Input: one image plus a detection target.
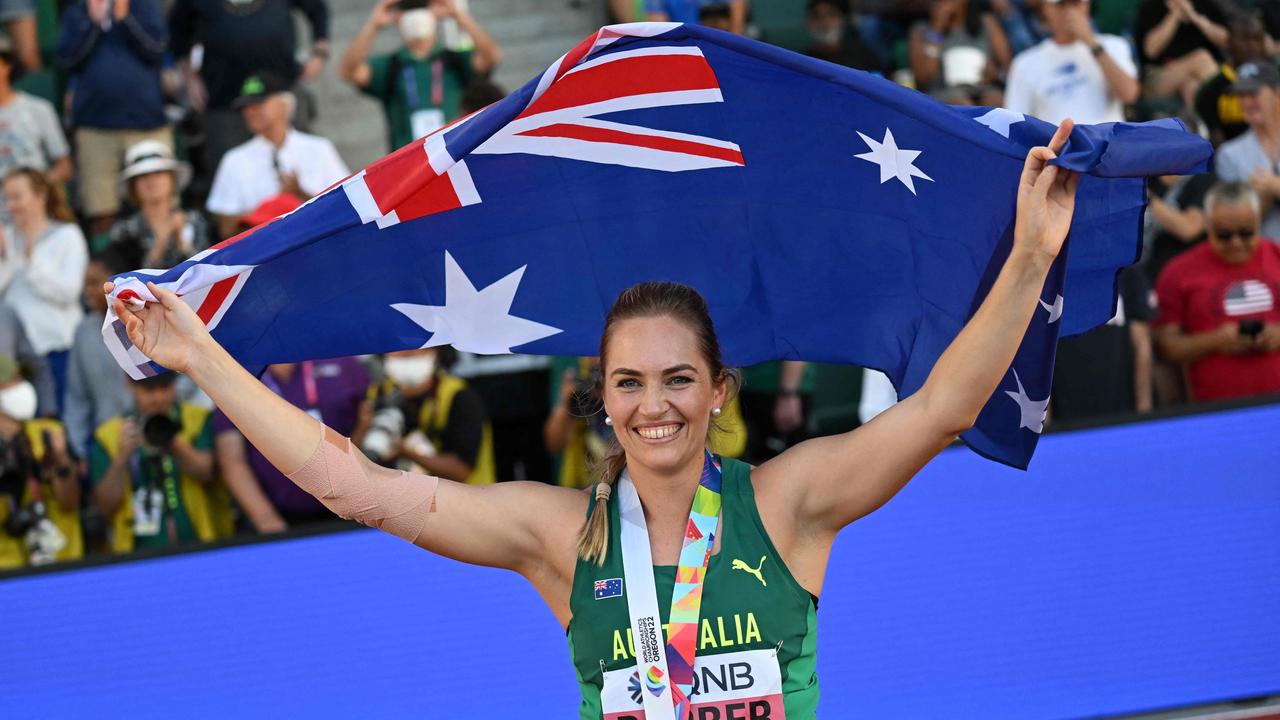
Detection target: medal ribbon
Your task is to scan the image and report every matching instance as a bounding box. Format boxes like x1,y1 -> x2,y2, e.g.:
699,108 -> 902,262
618,451 -> 723,720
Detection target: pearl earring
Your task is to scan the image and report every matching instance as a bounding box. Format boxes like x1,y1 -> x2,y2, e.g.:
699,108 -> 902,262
711,407 -> 722,417
604,416 -> 613,426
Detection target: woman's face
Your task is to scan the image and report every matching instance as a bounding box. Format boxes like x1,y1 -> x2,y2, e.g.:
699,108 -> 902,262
602,315 -> 726,479
3,176 -> 43,225
133,171 -> 175,205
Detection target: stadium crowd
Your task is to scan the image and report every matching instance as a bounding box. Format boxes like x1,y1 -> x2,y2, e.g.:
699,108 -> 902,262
0,0 -> 1276,570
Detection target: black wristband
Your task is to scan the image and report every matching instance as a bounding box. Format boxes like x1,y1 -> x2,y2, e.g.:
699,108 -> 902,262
1090,43 -> 1105,57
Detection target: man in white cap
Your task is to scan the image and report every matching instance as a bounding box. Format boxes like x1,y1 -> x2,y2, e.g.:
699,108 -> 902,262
1003,0 -> 1139,124
339,0 -> 502,153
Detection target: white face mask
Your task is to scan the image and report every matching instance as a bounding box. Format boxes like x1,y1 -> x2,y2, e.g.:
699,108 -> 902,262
384,354 -> 437,387
0,381 -> 37,422
399,9 -> 437,43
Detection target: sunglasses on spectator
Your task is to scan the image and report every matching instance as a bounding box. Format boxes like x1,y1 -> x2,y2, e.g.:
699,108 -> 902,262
1210,226 -> 1257,242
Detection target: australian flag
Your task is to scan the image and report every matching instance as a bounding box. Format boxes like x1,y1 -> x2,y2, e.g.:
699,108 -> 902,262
594,578 -> 623,600
102,23 -> 1211,469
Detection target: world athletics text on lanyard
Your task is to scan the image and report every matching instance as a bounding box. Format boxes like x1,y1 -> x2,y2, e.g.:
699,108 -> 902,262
618,451 -> 723,720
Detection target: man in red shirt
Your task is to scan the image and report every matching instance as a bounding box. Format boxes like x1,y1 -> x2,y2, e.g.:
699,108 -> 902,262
1155,180 -> 1280,401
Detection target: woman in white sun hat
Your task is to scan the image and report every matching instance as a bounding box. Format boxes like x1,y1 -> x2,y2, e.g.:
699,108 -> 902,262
105,140 -> 214,270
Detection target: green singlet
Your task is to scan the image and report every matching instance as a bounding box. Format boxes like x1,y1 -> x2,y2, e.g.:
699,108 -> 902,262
568,457 -> 820,719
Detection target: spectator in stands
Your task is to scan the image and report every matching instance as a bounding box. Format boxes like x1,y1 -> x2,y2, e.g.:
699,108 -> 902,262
544,357 -> 608,488
0,0 -> 39,72
1003,0 -> 1139,124
647,0 -> 745,35
214,358 -> 370,533
169,0 -> 331,175
0,303 -> 52,417
357,347 -> 495,484
1144,172 -> 1216,284
0,355 -> 80,570
1132,0 -> 1227,108
0,39 -> 71,225
1154,181 -> 1280,401
1214,61 -> 1280,240
56,0 -> 170,235
739,361 -> 812,464
989,0 -> 1046,56
451,352 -> 553,483
1052,266 -> 1156,420
90,372 -> 232,552
804,0 -> 888,74
206,73 -> 349,240
107,140 -> 214,269
339,0 -> 501,153
908,0 -> 1012,100
64,249 -> 132,462
0,168 -> 89,410
1194,13 -> 1271,147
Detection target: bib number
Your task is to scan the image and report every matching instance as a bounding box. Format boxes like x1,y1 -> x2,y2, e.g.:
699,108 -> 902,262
411,109 -> 445,139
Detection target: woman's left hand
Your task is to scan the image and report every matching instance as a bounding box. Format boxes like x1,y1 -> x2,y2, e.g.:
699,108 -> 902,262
1012,119 -> 1081,266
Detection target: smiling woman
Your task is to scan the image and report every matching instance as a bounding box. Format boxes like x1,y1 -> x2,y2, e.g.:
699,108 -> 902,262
104,119 -> 1082,719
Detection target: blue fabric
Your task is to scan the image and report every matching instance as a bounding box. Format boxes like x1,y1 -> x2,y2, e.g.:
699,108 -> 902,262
56,0 -> 167,130
108,24 -> 1211,468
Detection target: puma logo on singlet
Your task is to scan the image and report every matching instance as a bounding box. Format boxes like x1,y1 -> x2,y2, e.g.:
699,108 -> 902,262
731,555 -> 767,587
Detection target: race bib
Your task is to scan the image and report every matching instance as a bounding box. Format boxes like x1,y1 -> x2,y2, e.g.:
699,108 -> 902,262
411,109 -> 445,139
601,649 -> 785,720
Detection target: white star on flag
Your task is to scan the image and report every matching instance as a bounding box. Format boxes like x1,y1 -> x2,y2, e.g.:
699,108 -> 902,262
1039,294 -> 1064,323
855,128 -> 933,195
1004,369 -> 1050,434
392,251 -> 562,354
974,108 -> 1025,138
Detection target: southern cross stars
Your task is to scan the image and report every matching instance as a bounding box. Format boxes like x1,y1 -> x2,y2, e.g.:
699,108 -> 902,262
854,127 -> 933,195
1004,369 -> 1050,434
391,251 -> 562,354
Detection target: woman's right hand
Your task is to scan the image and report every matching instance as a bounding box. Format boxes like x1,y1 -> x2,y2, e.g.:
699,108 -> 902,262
104,280 -> 212,374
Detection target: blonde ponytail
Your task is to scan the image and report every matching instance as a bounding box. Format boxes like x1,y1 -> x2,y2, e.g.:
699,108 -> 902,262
576,445 -> 627,565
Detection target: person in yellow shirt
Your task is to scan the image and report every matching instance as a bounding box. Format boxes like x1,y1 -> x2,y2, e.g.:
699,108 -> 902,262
90,372 -> 231,553
0,354 -> 79,570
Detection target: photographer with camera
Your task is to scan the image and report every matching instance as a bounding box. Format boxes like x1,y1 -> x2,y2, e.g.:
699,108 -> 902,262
356,347 -> 494,484
1155,181 -> 1280,402
0,354 -> 80,570
338,0 -> 502,153
90,372 -> 231,552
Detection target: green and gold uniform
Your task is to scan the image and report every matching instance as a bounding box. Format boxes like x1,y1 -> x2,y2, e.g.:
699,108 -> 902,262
568,457 -> 819,718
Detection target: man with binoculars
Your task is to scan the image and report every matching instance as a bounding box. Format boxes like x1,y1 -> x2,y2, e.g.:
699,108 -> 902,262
90,373 -> 232,552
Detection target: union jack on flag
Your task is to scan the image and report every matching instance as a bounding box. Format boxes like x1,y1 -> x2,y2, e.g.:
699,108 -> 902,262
103,22 -> 1210,468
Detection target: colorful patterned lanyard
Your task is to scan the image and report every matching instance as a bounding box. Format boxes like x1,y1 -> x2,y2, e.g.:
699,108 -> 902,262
618,450 -> 723,720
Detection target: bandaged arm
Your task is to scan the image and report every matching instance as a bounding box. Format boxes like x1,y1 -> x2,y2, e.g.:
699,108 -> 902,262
184,340 -> 437,544
286,422 -> 437,543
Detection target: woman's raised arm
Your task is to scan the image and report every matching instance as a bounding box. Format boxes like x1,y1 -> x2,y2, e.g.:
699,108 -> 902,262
757,120 -> 1081,537
106,282 -> 587,588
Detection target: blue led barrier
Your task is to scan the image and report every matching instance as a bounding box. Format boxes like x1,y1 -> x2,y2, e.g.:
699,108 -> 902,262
2,403 -> 1277,718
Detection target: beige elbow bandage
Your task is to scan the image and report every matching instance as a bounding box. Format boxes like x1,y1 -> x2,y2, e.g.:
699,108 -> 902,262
287,424 -> 439,543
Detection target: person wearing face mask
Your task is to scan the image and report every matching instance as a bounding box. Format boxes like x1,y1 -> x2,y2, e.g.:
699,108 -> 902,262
360,347 -> 494,484
213,357 -> 371,534
0,354 -> 80,570
339,0 -> 502,153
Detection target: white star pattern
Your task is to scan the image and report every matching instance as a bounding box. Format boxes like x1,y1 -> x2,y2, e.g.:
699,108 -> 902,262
1004,369 -> 1050,434
391,251 -> 562,354
1039,294 -> 1064,323
854,128 -> 933,195
974,108 -> 1025,138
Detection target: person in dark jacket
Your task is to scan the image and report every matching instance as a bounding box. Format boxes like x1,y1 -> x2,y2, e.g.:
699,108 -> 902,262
57,0 -> 170,234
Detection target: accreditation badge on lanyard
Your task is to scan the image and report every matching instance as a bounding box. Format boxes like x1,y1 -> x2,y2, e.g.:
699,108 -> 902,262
404,60 -> 446,139
618,451 -> 723,720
